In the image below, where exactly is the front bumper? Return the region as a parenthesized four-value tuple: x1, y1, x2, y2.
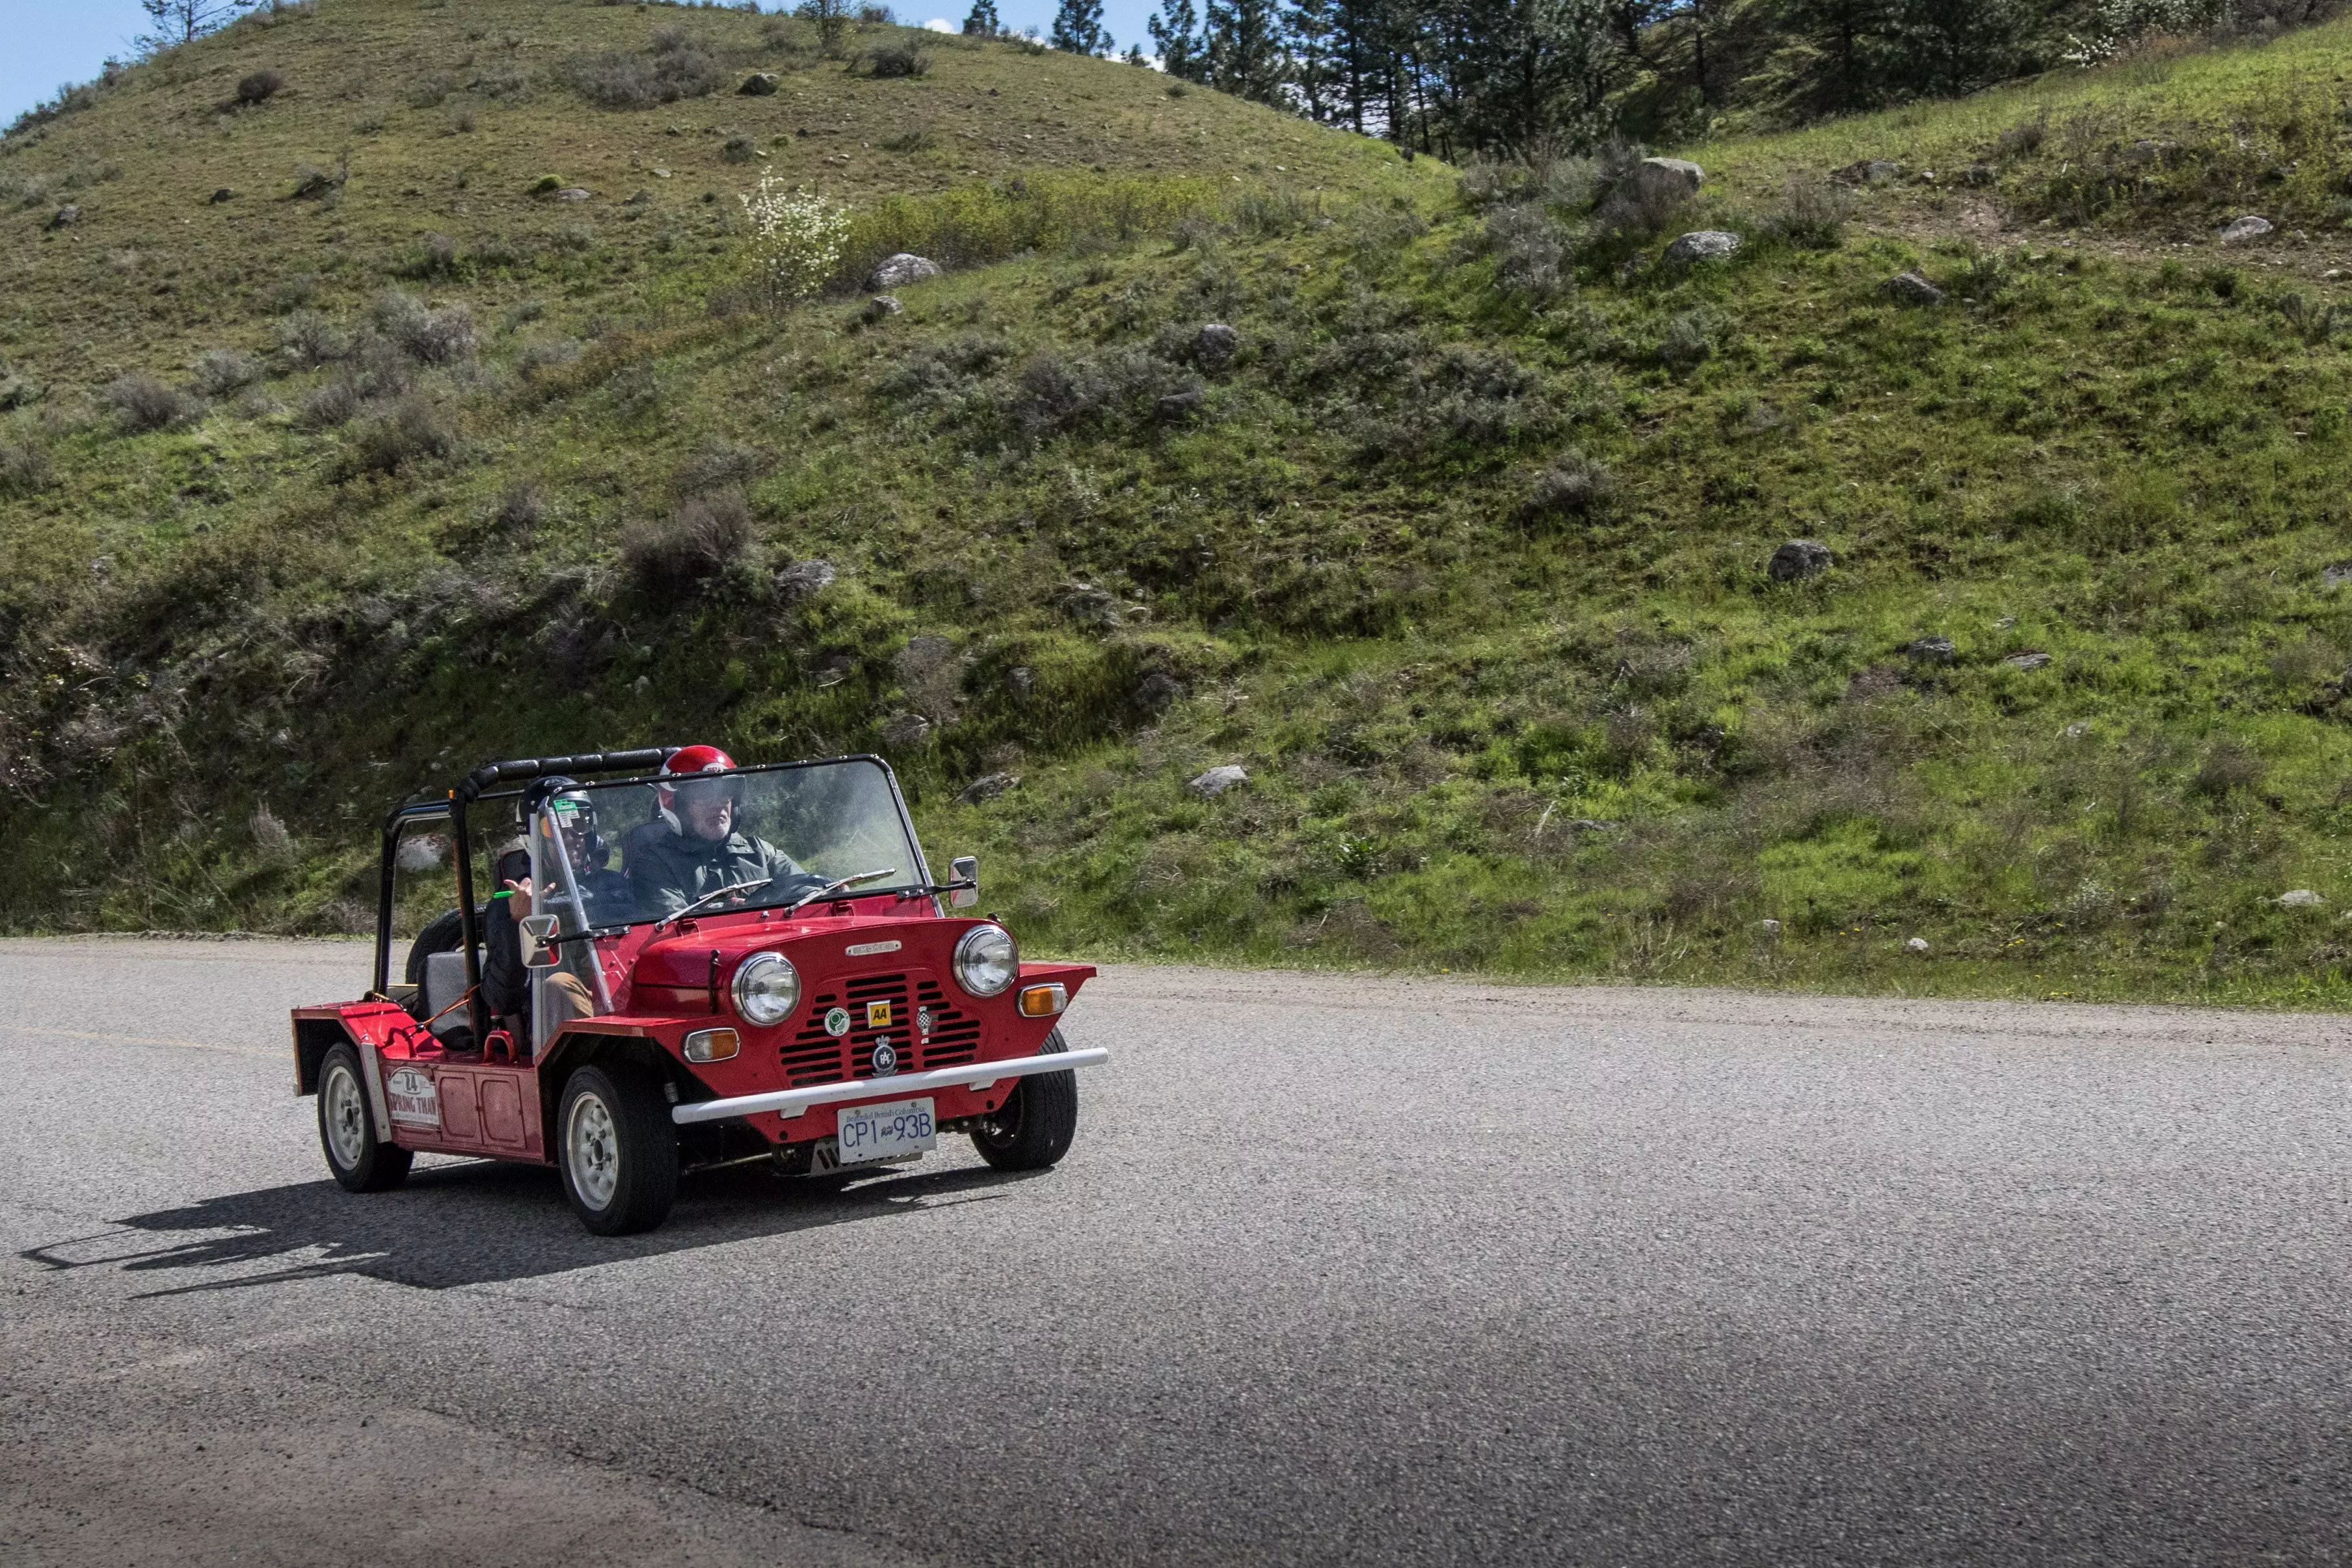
(670, 1046, 1110, 1126)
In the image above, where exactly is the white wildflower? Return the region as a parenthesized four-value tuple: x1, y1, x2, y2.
(737, 176, 851, 304)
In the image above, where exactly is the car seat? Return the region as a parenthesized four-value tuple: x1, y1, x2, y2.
(420, 949, 475, 1046)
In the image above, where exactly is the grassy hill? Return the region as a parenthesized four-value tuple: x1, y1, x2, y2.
(13, 1, 2352, 1007)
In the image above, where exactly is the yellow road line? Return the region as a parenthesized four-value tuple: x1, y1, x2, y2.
(0, 1022, 279, 1057)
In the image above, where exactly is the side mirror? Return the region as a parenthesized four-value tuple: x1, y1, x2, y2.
(518, 913, 560, 969)
(948, 855, 979, 909)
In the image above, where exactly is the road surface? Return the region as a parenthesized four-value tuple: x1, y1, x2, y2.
(3, 937, 2349, 1565)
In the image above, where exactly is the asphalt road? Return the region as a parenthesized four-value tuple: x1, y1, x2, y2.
(4, 938, 2350, 1567)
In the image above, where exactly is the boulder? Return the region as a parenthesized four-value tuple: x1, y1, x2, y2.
(1906, 937, 1931, 953)
(554, 187, 593, 202)
(775, 558, 836, 604)
(1057, 581, 1124, 630)
(1136, 671, 1184, 713)
(1188, 764, 1249, 798)
(1664, 230, 1741, 264)
(1154, 388, 1205, 423)
(1906, 636, 1957, 665)
(869, 252, 942, 289)
(2279, 888, 2325, 909)
(1191, 322, 1239, 368)
(207, 187, 234, 204)
(958, 771, 1019, 804)
(1883, 271, 1945, 306)
(1635, 157, 1705, 196)
(862, 294, 902, 323)
(2003, 651, 2053, 671)
(48, 204, 79, 229)
(1006, 665, 1036, 697)
(738, 72, 780, 95)
(2219, 215, 2273, 244)
(1832, 159, 1902, 185)
(1767, 539, 1834, 581)
(880, 711, 933, 749)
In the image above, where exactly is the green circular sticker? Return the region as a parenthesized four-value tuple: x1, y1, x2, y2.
(824, 1006, 851, 1037)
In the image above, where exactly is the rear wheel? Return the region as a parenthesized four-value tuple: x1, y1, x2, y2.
(405, 908, 465, 984)
(317, 1042, 412, 1193)
(970, 1026, 1078, 1172)
(558, 1063, 678, 1235)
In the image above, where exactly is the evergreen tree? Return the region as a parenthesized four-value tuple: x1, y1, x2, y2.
(1051, 0, 1114, 53)
(1289, 0, 1345, 120)
(1150, 0, 1209, 78)
(1205, 0, 1289, 103)
(961, 0, 1000, 34)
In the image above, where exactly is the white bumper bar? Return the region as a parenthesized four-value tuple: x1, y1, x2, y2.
(671, 1046, 1109, 1126)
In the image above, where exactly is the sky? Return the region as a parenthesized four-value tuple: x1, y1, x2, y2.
(0, 0, 1162, 130)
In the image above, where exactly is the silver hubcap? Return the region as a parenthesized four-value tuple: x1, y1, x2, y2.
(323, 1061, 368, 1168)
(567, 1091, 620, 1209)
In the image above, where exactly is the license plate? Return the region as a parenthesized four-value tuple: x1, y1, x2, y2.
(833, 1096, 936, 1165)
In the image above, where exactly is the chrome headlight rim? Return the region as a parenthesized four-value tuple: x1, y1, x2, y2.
(729, 950, 801, 1026)
(952, 923, 1018, 998)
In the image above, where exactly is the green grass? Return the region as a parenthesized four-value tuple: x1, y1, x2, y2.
(16, 3, 2352, 1007)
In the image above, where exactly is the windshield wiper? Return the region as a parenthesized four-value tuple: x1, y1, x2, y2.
(654, 876, 775, 932)
(781, 868, 899, 914)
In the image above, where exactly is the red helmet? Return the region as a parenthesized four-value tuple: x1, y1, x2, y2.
(658, 745, 738, 812)
(662, 745, 736, 778)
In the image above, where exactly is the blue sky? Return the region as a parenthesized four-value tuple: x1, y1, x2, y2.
(0, 0, 1162, 129)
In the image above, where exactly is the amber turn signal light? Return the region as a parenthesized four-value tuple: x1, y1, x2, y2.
(1016, 983, 1067, 1018)
(684, 1027, 741, 1063)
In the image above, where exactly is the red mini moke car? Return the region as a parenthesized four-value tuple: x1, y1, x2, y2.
(291, 747, 1103, 1234)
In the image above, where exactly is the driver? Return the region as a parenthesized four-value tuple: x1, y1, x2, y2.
(626, 745, 807, 919)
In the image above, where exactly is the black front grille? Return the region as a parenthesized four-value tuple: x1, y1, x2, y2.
(777, 969, 983, 1088)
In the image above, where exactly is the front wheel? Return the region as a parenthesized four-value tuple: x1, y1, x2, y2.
(317, 1042, 412, 1193)
(970, 1026, 1078, 1172)
(559, 1063, 678, 1235)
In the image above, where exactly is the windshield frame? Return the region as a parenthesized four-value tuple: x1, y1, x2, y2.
(375, 752, 936, 1020)
(533, 753, 938, 933)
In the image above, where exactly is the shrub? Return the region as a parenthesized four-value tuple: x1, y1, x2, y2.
(1485, 204, 1566, 295)
(2192, 737, 2264, 799)
(373, 290, 477, 363)
(190, 349, 262, 397)
(273, 310, 346, 369)
(624, 490, 754, 596)
(1521, 457, 1614, 523)
(721, 133, 756, 163)
(563, 43, 723, 108)
(496, 480, 544, 535)
(0, 438, 53, 496)
(738, 176, 851, 302)
(348, 395, 455, 473)
(674, 439, 766, 494)
(105, 374, 196, 431)
(866, 42, 930, 77)
(299, 376, 363, 429)
(235, 70, 286, 106)
(1757, 175, 1850, 250)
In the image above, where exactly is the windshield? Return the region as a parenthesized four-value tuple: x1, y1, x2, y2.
(526, 758, 928, 937)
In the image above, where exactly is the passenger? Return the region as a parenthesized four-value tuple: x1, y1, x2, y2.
(626, 744, 807, 918)
(482, 778, 628, 1046)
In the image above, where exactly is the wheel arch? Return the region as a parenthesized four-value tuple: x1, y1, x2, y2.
(535, 1030, 697, 1133)
(293, 1015, 354, 1096)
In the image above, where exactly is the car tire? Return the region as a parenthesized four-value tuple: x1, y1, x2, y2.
(405, 907, 465, 985)
(970, 1026, 1078, 1172)
(317, 1041, 413, 1193)
(558, 1062, 678, 1236)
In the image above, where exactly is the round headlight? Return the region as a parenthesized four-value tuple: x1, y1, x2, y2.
(952, 923, 1018, 998)
(730, 951, 801, 1026)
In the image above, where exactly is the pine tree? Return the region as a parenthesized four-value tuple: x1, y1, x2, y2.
(1051, 0, 1113, 54)
(961, 0, 1000, 34)
(1205, 0, 1288, 103)
(1150, 0, 1209, 77)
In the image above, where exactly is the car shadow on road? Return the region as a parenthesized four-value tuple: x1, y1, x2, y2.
(20, 1157, 1037, 1292)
